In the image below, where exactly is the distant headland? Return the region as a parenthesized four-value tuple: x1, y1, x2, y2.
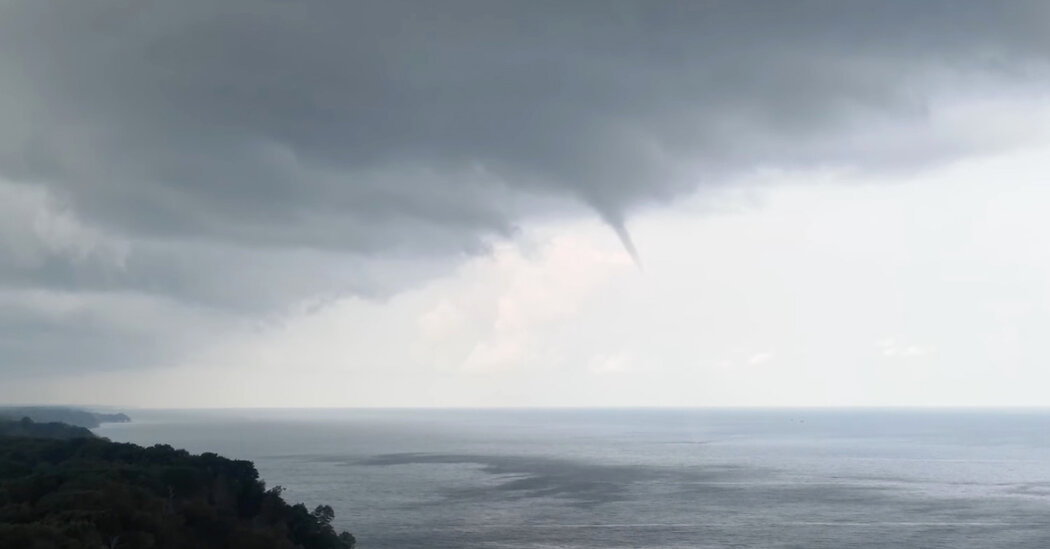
(0, 406, 131, 429)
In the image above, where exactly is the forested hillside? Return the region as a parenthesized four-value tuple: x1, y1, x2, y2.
(0, 417, 96, 440)
(0, 435, 355, 549)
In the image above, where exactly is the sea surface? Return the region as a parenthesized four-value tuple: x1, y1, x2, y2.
(95, 409, 1050, 548)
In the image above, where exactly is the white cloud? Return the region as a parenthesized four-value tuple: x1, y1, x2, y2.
(748, 352, 776, 366)
(587, 353, 634, 375)
(878, 338, 937, 358)
(417, 233, 633, 373)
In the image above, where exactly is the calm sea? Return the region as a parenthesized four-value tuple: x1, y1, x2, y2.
(95, 409, 1050, 548)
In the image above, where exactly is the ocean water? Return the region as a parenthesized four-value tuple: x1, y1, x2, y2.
(95, 409, 1050, 548)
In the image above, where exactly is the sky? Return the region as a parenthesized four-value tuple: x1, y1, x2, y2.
(1, 1, 1049, 407)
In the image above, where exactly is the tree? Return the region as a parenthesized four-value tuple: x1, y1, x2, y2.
(312, 504, 335, 526)
(339, 531, 357, 548)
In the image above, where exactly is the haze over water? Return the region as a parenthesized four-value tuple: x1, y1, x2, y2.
(97, 409, 1050, 548)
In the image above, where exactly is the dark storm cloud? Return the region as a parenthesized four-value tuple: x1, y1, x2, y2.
(2, 1, 1047, 249)
(0, 288, 235, 374)
(0, 1, 1047, 375)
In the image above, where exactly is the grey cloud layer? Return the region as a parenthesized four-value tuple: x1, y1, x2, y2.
(0, 1, 1047, 374)
(4, 1, 1048, 247)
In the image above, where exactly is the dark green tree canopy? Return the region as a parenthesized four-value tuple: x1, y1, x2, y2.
(0, 434, 355, 549)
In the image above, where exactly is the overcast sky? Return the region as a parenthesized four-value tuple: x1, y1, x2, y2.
(2, 1, 1049, 407)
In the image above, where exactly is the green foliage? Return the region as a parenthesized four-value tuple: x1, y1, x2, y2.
(0, 435, 355, 549)
(312, 505, 335, 526)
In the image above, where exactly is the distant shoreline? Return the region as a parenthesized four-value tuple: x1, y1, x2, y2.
(0, 406, 131, 429)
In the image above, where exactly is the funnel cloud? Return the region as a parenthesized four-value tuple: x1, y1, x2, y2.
(1, 1, 1048, 383)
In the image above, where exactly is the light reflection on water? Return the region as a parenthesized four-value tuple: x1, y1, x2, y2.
(97, 409, 1050, 548)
